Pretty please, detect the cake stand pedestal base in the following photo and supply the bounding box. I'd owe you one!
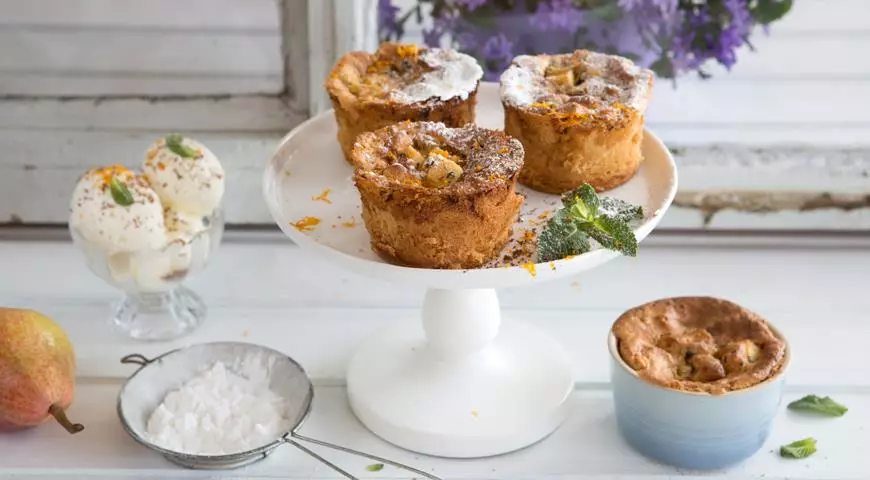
[346,288,574,458]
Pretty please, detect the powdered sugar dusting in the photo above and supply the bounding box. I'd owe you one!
[355,121,523,188]
[500,51,653,112]
[393,48,484,104]
[145,357,293,455]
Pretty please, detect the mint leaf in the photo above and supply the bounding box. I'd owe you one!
[538,184,642,260]
[586,215,638,257]
[600,197,644,223]
[751,0,793,24]
[788,395,848,417]
[780,437,817,459]
[537,209,592,262]
[365,463,384,472]
[563,184,599,217]
[109,176,134,207]
[165,133,199,158]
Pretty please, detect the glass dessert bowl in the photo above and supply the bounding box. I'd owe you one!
[71,208,224,341]
[69,134,227,341]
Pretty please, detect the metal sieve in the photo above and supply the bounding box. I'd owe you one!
[117,341,441,479]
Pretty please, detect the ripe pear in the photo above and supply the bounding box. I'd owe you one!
[0,307,84,434]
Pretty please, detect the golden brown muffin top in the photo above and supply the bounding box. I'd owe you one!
[500,50,654,129]
[612,297,787,395]
[325,43,483,107]
[351,121,523,193]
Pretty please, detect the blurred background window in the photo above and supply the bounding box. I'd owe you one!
[1,0,867,232]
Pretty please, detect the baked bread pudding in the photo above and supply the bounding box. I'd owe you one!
[351,121,524,269]
[325,43,483,163]
[612,297,787,395]
[500,50,654,194]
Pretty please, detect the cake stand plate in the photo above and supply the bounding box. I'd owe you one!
[263,82,678,458]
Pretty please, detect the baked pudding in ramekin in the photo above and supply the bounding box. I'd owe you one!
[325,43,483,164]
[500,50,654,194]
[609,296,789,470]
[351,121,524,269]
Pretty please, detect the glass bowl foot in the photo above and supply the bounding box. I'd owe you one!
[111,286,206,341]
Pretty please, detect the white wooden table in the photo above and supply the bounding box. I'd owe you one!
[0,230,867,479]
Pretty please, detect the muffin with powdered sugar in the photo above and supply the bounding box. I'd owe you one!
[351,121,524,269]
[500,50,654,194]
[325,43,483,164]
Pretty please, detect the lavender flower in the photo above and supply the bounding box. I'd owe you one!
[530,0,584,33]
[380,0,788,81]
[377,0,401,40]
[455,0,488,12]
[619,0,678,15]
[717,0,754,69]
[481,34,513,62]
[481,34,514,80]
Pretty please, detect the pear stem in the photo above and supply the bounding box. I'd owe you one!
[48,404,84,434]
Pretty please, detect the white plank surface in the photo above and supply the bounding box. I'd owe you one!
[0,97,297,132]
[1,234,869,382]
[0,0,283,95]
[0,234,867,478]
[0,0,281,29]
[1,384,865,479]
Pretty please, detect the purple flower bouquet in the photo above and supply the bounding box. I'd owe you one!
[379,0,793,81]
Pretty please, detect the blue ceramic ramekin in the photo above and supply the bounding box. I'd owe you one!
[608,315,790,470]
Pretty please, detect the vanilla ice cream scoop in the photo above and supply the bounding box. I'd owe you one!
[143,135,225,216]
[70,165,166,251]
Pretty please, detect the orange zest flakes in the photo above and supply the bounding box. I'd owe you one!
[291,216,321,232]
[523,230,535,242]
[531,101,555,110]
[157,161,167,171]
[498,146,510,154]
[396,44,419,58]
[146,148,159,161]
[93,164,132,186]
[430,147,450,158]
[311,188,332,204]
[367,59,391,74]
[474,165,483,172]
[521,262,537,278]
[563,255,576,260]
[341,217,357,228]
[537,210,551,220]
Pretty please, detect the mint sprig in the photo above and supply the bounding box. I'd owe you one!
[537,184,643,262]
[780,437,817,459]
[109,176,134,207]
[788,395,848,417]
[537,209,592,262]
[165,133,199,158]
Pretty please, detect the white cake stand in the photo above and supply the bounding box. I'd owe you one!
[263,83,678,458]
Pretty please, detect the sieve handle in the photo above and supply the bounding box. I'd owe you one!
[120,353,153,367]
[288,433,442,480]
[285,439,359,480]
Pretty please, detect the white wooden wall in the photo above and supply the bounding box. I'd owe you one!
[0,0,284,95]
[0,0,867,230]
